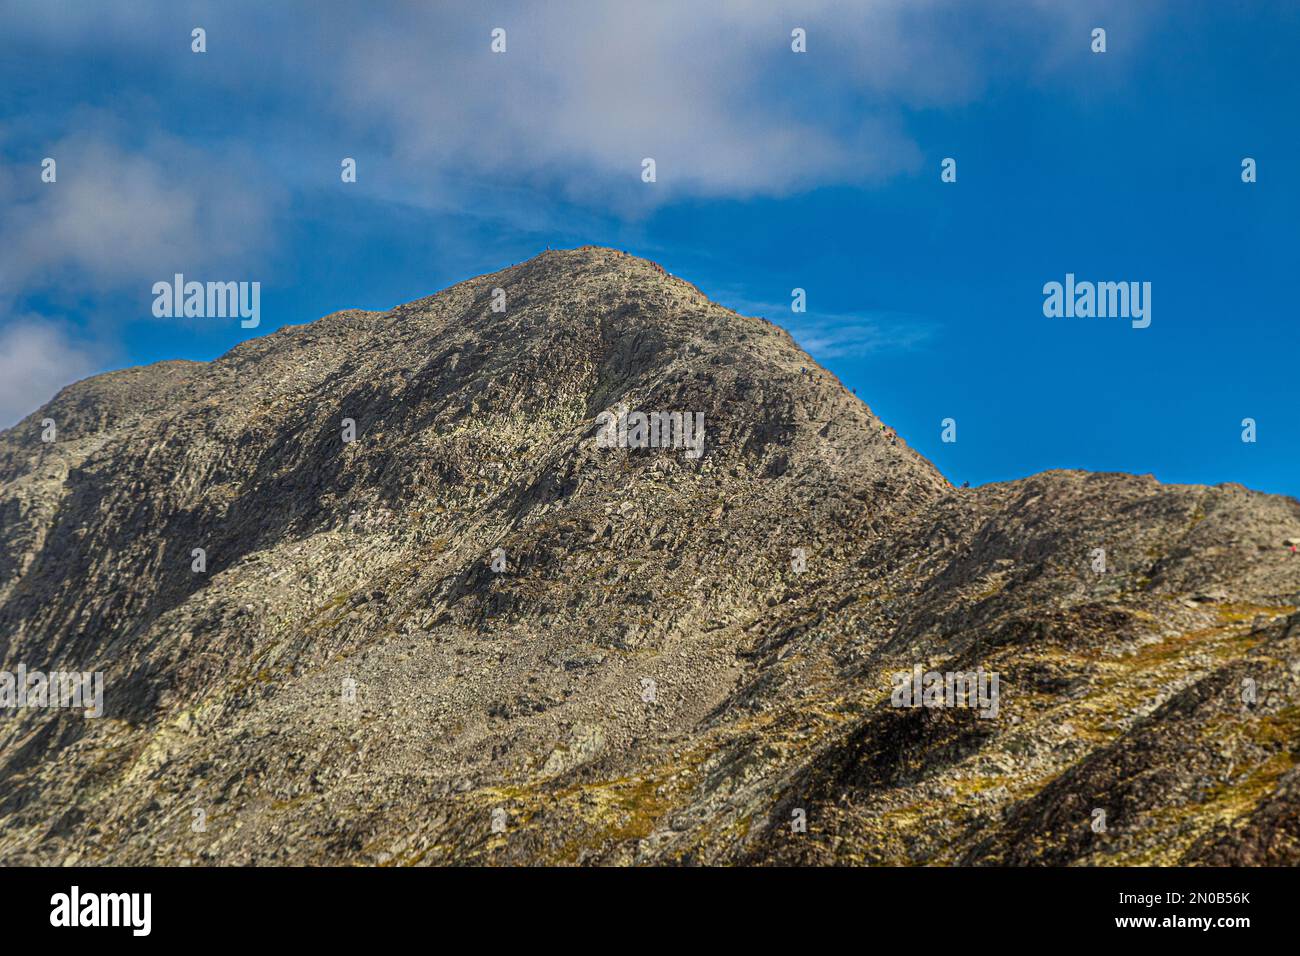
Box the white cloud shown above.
[330,2,943,203]
[0,124,283,293]
[2,1,1159,208]
[323,0,1155,205]
[0,320,104,428]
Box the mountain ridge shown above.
[1,246,1297,865]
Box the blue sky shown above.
[1,1,1296,496]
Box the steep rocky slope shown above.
[1,247,1297,865]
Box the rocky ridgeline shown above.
[1,247,1297,865]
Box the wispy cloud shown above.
[0,123,284,293]
[786,313,934,360]
[0,319,105,428]
[2,1,1159,208]
[723,296,935,361]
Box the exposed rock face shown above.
[1,247,1297,866]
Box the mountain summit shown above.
[2,247,1297,865]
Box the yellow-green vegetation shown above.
[1104,709,1299,866]
[1217,601,1296,624]
[467,762,698,865]
[830,601,1294,865]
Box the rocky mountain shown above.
[1,246,1297,866]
